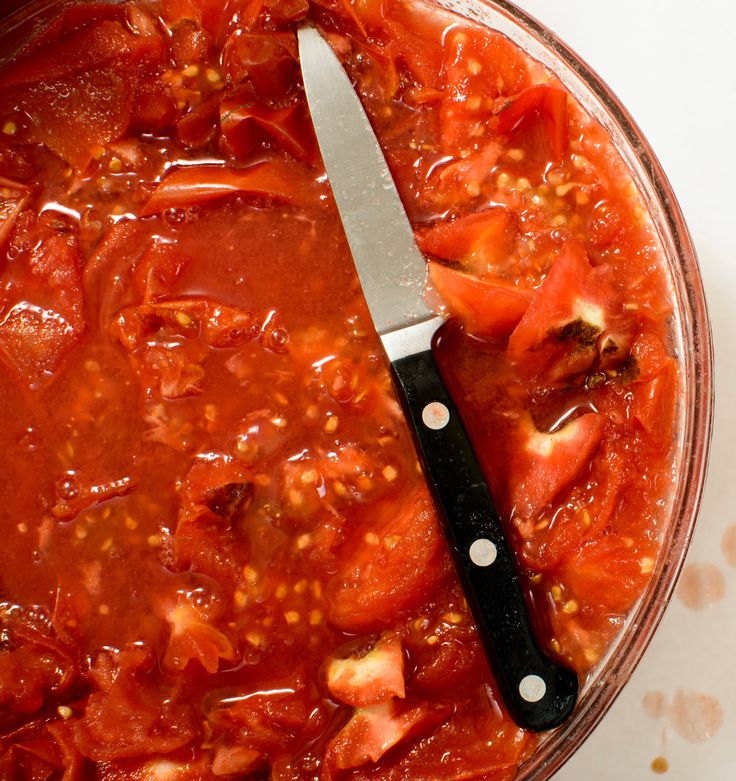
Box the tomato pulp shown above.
[0,0,679,779]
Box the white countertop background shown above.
[514,1,736,779]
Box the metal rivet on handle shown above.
[519,674,547,703]
[422,401,450,430]
[469,538,497,567]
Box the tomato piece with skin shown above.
[69,648,197,762]
[506,413,605,520]
[429,262,531,341]
[382,0,447,88]
[557,534,651,614]
[417,207,517,276]
[348,689,533,781]
[221,31,298,98]
[0,176,29,252]
[326,488,451,633]
[324,699,450,774]
[439,26,530,149]
[631,359,677,450]
[220,95,316,162]
[508,243,632,385]
[496,85,569,161]
[0,19,160,89]
[141,162,298,215]
[324,632,405,707]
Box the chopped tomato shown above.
[382,0,447,88]
[221,31,298,98]
[220,95,316,162]
[429,262,531,340]
[508,243,631,385]
[347,691,533,781]
[141,163,298,215]
[0,177,30,251]
[70,648,197,762]
[496,85,569,160]
[112,298,258,352]
[557,535,650,614]
[439,26,529,149]
[417,207,517,275]
[176,94,220,148]
[327,488,451,632]
[506,413,606,520]
[631,359,677,450]
[0,19,160,88]
[324,632,405,707]
[626,326,671,382]
[162,600,235,674]
[206,672,320,755]
[428,141,502,209]
[211,745,263,776]
[324,699,450,772]
[0,67,133,170]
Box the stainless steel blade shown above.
[298,25,439,348]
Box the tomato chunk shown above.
[325,699,450,772]
[417,207,517,275]
[326,488,450,632]
[0,177,29,251]
[508,243,631,385]
[141,163,298,215]
[324,632,405,707]
[220,95,316,162]
[70,648,196,762]
[429,262,531,340]
[507,413,606,520]
[496,85,569,160]
[557,535,650,614]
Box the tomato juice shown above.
[0,0,681,778]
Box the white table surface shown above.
[513,1,735,778]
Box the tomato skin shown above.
[222,31,298,98]
[220,94,316,162]
[0,176,29,251]
[141,162,298,215]
[496,85,568,160]
[326,489,451,633]
[429,262,531,340]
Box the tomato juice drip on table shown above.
[0,0,679,779]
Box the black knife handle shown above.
[390,347,578,731]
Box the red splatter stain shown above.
[676,563,726,610]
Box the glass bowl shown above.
[0,1,713,779]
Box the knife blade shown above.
[298,24,578,732]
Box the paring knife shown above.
[298,24,578,732]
